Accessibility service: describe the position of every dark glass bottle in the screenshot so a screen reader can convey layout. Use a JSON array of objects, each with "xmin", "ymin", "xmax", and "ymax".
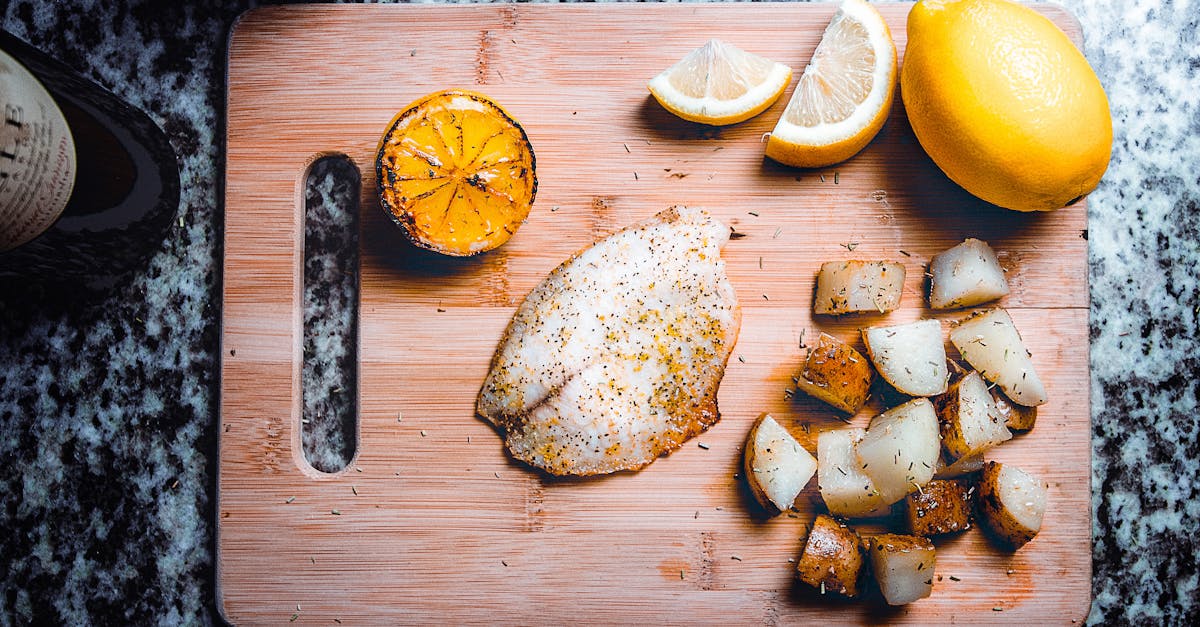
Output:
[{"xmin": 0, "ymin": 29, "xmax": 179, "ymax": 289}]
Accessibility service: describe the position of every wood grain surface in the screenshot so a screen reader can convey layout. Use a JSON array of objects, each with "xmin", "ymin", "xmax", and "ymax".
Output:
[{"xmin": 220, "ymin": 3, "xmax": 1091, "ymax": 623}]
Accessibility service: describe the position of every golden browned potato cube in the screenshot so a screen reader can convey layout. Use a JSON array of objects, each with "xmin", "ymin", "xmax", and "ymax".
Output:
[
  {"xmin": 856, "ymin": 398, "xmax": 941, "ymax": 505},
  {"xmin": 743, "ymin": 413, "xmax": 817, "ymax": 515},
  {"xmin": 794, "ymin": 332, "xmax": 873, "ymax": 414},
  {"xmin": 928, "ymin": 238, "xmax": 1010, "ymax": 309},
  {"xmin": 817, "ymin": 428, "xmax": 890, "ymax": 519},
  {"xmin": 862, "ymin": 319, "xmax": 949, "ymax": 397},
  {"xmin": 977, "ymin": 461, "xmax": 1048, "ymax": 550},
  {"xmin": 933, "ymin": 450, "xmax": 985, "ymax": 479},
  {"xmin": 932, "ymin": 371, "xmax": 1012, "ymax": 463},
  {"xmin": 992, "ymin": 388, "xmax": 1038, "ymax": 432},
  {"xmin": 949, "ymin": 308, "xmax": 1046, "ymax": 406},
  {"xmin": 814, "ymin": 260, "xmax": 905, "ymax": 315},
  {"xmin": 868, "ymin": 533, "xmax": 937, "ymax": 605},
  {"xmin": 905, "ymin": 479, "xmax": 974, "ymax": 537},
  {"xmin": 796, "ymin": 514, "xmax": 867, "ymax": 597}
]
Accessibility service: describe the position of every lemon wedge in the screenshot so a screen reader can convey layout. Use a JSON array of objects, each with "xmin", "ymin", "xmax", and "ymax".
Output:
[
  {"xmin": 765, "ymin": 0, "xmax": 897, "ymax": 168},
  {"xmin": 648, "ymin": 39, "xmax": 792, "ymax": 126}
]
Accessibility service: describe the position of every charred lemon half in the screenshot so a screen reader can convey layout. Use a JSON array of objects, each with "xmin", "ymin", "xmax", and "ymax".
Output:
[{"xmin": 376, "ymin": 90, "xmax": 537, "ymax": 256}]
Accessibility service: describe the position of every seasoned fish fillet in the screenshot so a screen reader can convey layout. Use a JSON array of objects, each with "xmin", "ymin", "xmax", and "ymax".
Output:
[{"xmin": 477, "ymin": 206, "xmax": 741, "ymax": 476}]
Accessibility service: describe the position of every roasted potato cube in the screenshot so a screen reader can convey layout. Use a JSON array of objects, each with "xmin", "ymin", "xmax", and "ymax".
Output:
[
  {"xmin": 856, "ymin": 398, "xmax": 941, "ymax": 505},
  {"xmin": 794, "ymin": 332, "xmax": 873, "ymax": 414},
  {"xmin": 949, "ymin": 308, "xmax": 1047, "ymax": 407},
  {"xmin": 862, "ymin": 319, "xmax": 949, "ymax": 397},
  {"xmin": 744, "ymin": 413, "xmax": 817, "ymax": 514},
  {"xmin": 796, "ymin": 514, "xmax": 867, "ymax": 597},
  {"xmin": 817, "ymin": 428, "xmax": 889, "ymax": 518},
  {"xmin": 905, "ymin": 479, "xmax": 973, "ymax": 536},
  {"xmin": 992, "ymin": 388, "xmax": 1038, "ymax": 431},
  {"xmin": 932, "ymin": 371, "xmax": 1012, "ymax": 463},
  {"xmin": 977, "ymin": 461, "xmax": 1048, "ymax": 550},
  {"xmin": 868, "ymin": 533, "xmax": 936, "ymax": 605},
  {"xmin": 934, "ymin": 451, "xmax": 985, "ymax": 479},
  {"xmin": 814, "ymin": 260, "xmax": 905, "ymax": 315},
  {"xmin": 928, "ymin": 238, "xmax": 1010, "ymax": 309}
]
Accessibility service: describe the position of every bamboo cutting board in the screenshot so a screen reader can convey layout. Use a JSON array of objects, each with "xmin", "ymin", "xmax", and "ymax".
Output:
[{"xmin": 220, "ymin": 3, "xmax": 1091, "ymax": 623}]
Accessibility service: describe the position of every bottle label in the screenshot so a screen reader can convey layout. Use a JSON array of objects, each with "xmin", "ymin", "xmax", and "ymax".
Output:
[{"xmin": 0, "ymin": 49, "xmax": 76, "ymax": 252}]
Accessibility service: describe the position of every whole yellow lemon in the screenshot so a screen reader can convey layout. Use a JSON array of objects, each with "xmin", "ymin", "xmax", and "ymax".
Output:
[{"xmin": 901, "ymin": 0, "xmax": 1112, "ymax": 212}]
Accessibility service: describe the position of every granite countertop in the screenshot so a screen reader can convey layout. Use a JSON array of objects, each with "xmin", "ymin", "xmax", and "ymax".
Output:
[{"xmin": 1, "ymin": 0, "xmax": 1196, "ymax": 623}]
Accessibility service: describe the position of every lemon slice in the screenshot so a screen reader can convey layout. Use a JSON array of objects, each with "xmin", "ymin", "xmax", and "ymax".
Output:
[
  {"xmin": 376, "ymin": 89, "xmax": 537, "ymax": 256},
  {"xmin": 765, "ymin": 0, "xmax": 897, "ymax": 168},
  {"xmin": 648, "ymin": 39, "xmax": 792, "ymax": 126}
]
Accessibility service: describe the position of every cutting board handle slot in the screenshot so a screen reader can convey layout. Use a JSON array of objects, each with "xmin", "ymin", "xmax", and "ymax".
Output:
[{"xmin": 298, "ymin": 153, "xmax": 362, "ymax": 476}]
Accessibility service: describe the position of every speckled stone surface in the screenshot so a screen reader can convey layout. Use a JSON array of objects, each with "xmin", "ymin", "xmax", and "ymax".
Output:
[{"xmin": 0, "ymin": 0, "xmax": 1196, "ymax": 624}]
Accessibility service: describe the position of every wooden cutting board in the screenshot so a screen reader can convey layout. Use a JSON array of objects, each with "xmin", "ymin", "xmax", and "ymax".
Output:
[{"xmin": 220, "ymin": 3, "xmax": 1091, "ymax": 623}]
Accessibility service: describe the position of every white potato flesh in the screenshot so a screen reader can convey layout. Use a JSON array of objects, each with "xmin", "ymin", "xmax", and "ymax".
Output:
[
  {"xmin": 934, "ymin": 371, "xmax": 1012, "ymax": 462},
  {"xmin": 949, "ymin": 308, "xmax": 1047, "ymax": 407},
  {"xmin": 928, "ymin": 238, "xmax": 1010, "ymax": 309},
  {"xmin": 744, "ymin": 414, "xmax": 817, "ymax": 513},
  {"xmin": 933, "ymin": 451, "xmax": 985, "ymax": 479},
  {"xmin": 817, "ymin": 428, "xmax": 889, "ymax": 518},
  {"xmin": 813, "ymin": 260, "xmax": 906, "ymax": 315},
  {"xmin": 869, "ymin": 534, "xmax": 936, "ymax": 605},
  {"xmin": 862, "ymin": 319, "xmax": 949, "ymax": 396},
  {"xmin": 856, "ymin": 398, "xmax": 941, "ymax": 504}
]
